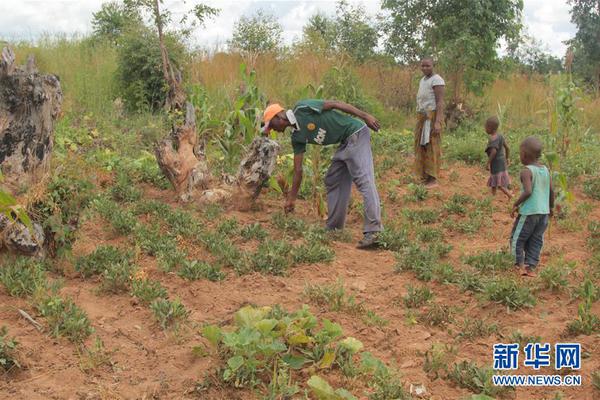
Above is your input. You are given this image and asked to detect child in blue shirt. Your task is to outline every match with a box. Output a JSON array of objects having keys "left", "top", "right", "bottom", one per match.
[{"left": 510, "top": 136, "right": 554, "bottom": 277}]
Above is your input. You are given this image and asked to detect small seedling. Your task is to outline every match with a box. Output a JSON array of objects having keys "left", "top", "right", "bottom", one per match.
[
  {"left": 292, "top": 242, "right": 335, "bottom": 264},
  {"left": 403, "top": 208, "right": 440, "bottom": 224},
  {"left": 151, "top": 298, "right": 189, "bottom": 329},
  {"left": 100, "top": 260, "right": 136, "bottom": 294},
  {"left": 251, "top": 240, "right": 293, "bottom": 275},
  {"left": 304, "top": 280, "right": 365, "bottom": 315},
  {"left": 131, "top": 278, "right": 168, "bottom": 305},
  {"left": 419, "top": 303, "right": 454, "bottom": 327},
  {"left": 405, "top": 183, "right": 428, "bottom": 202},
  {"left": 456, "top": 318, "right": 498, "bottom": 341},
  {"left": 463, "top": 250, "right": 513, "bottom": 275},
  {"left": 378, "top": 225, "right": 410, "bottom": 251},
  {"left": 178, "top": 260, "right": 225, "bottom": 282},
  {"left": 240, "top": 223, "right": 268, "bottom": 241},
  {"left": 0, "top": 257, "right": 48, "bottom": 297},
  {"left": 78, "top": 336, "right": 113, "bottom": 372},
  {"left": 75, "top": 245, "right": 132, "bottom": 278},
  {"left": 539, "top": 262, "right": 572, "bottom": 292},
  {"left": 423, "top": 342, "right": 456, "bottom": 379},
  {"left": 0, "top": 326, "right": 20, "bottom": 372},
  {"left": 483, "top": 277, "right": 536, "bottom": 310},
  {"left": 402, "top": 285, "right": 434, "bottom": 308},
  {"left": 35, "top": 294, "right": 94, "bottom": 342}
]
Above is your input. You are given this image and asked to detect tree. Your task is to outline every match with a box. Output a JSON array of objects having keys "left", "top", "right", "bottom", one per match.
[
  {"left": 228, "top": 10, "right": 283, "bottom": 65},
  {"left": 381, "top": 0, "right": 523, "bottom": 98},
  {"left": 91, "top": 1, "right": 142, "bottom": 43},
  {"left": 299, "top": 1, "right": 379, "bottom": 63},
  {"left": 505, "top": 31, "right": 563, "bottom": 75},
  {"left": 567, "top": 0, "right": 600, "bottom": 91}
]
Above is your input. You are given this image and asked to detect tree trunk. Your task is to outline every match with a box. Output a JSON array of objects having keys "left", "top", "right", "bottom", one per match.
[{"left": 0, "top": 47, "right": 62, "bottom": 193}]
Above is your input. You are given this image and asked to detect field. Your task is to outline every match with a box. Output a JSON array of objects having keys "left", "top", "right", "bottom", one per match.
[{"left": 1, "top": 37, "right": 600, "bottom": 400}]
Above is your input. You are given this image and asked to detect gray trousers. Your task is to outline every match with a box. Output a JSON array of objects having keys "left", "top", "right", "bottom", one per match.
[{"left": 324, "top": 126, "right": 383, "bottom": 233}]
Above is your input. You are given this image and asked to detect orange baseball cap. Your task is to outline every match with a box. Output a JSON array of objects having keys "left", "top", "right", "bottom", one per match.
[{"left": 262, "top": 103, "right": 284, "bottom": 134}]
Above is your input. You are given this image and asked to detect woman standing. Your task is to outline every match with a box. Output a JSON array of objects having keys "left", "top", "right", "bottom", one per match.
[{"left": 415, "top": 58, "right": 445, "bottom": 188}]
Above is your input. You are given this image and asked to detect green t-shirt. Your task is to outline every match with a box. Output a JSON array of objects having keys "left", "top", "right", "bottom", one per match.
[{"left": 290, "top": 99, "right": 366, "bottom": 154}]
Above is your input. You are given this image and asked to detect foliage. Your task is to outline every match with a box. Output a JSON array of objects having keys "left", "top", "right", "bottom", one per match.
[
  {"left": 75, "top": 245, "right": 132, "bottom": 278},
  {"left": 483, "top": 277, "right": 536, "bottom": 310},
  {"left": 448, "top": 360, "right": 513, "bottom": 396},
  {"left": 567, "top": 0, "right": 600, "bottom": 90},
  {"left": 463, "top": 250, "right": 513, "bottom": 274},
  {"left": 567, "top": 278, "right": 600, "bottom": 335},
  {"left": 377, "top": 225, "right": 410, "bottom": 251},
  {"left": 304, "top": 281, "right": 365, "bottom": 315},
  {"left": 402, "top": 285, "right": 434, "bottom": 308},
  {"left": 110, "top": 172, "right": 142, "bottom": 203},
  {"left": 456, "top": 318, "right": 498, "bottom": 341},
  {"left": 251, "top": 240, "right": 293, "bottom": 275},
  {"left": 35, "top": 294, "right": 94, "bottom": 343},
  {"left": 539, "top": 262, "right": 572, "bottom": 292},
  {"left": 150, "top": 298, "right": 189, "bottom": 329},
  {"left": 91, "top": 1, "right": 142, "bottom": 44},
  {"left": 381, "top": 0, "right": 523, "bottom": 96},
  {"left": 178, "top": 260, "right": 225, "bottom": 282},
  {"left": 405, "top": 183, "right": 428, "bottom": 202},
  {"left": 0, "top": 189, "right": 32, "bottom": 231},
  {"left": 0, "top": 257, "right": 48, "bottom": 297},
  {"left": 99, "top": 259, "right": 136, "bottom": 294},
  {"left": 228, "top": 10, "right": 282, "bottom": 58},
  {"left": 240, "top": 223, "right": 268, "bottom": 241},
  {"left": 583, "top": 176, "right": 600, "bottom": 200},
  {"left": 419, "top": 303, "right": 454, "bottom": 327},
  {"left": 131, "top": 278, "right": 168, "bottom": 305},
  {"left": 0, "top": 327, "right": 20, "bottom": 372},
  {"left": 292, "top": 242, "right": 335, "bottom": 264}
]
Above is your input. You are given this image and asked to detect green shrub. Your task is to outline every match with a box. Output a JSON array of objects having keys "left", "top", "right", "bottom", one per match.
[
  {"left": 252, "top": 240, "right": 293, "bottom": 275},
  {"left": 583, "top": 176, "right": 600, "bottom": 200},
  {"left": 150, "top": 298, "right": 189, "bottom": 329},
  {"left": 75, "top": 245, "right": 132, "bottom": 278},
  {"left": 402, "top": 285, "right": 434, "bottom": 308},
  {"left": 178, "top": 260, "right": 225, "bottom": 282},
  {"left": 483, "top": 278, "right": 536, "bottom": 310},
  {"left": 240, "top": 223, "right": 268, "bottom": 241},
  {"left": 100, "top": 261, "right": 136, "bottom": 294},
  {"left": 463, "top": 250, "right": 513, "bottom": 274},
  {"left": 292, "top": 242, "right": 335, "bottom": 264},
  {"left": 131, "top": 278, "right": 168, "bottom": 305},
  {"left": 35, "top": 295, "right": 94, "bottom": 342},
  {"left": 0, "top": 257, "right": 48, "bottom": 297},
  {"left": 0, "top": 327, "right": 20, "bottom": 372}
]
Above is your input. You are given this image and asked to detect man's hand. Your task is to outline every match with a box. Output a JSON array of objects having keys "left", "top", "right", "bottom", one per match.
[
  {"left": 284, "top": 198, "right": 295, "bottom": 214},
  {"left": 510, "top": 204, "right": 519, "bottom": 218},
  {"left": 363, "top": 114, "right": 380, "bottom": 132},
  {"left": 433, "top": 121, "right": 442, "bottom": 136}
]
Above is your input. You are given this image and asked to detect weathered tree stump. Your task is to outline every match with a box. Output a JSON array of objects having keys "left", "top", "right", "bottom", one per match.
[
  {"left": 237, "top": 136, "right": 280, "bottom": 199},
  {"left": 0, "top": 47, "right": 63, "bottom": 192}
]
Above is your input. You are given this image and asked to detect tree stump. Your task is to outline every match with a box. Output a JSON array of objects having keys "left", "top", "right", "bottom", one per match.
[
  {"left": 237, "top": 136, "right": 280, "bottom": 199},
  {"left": 0, "top": 47, "right": 63, "bottom": 192}
]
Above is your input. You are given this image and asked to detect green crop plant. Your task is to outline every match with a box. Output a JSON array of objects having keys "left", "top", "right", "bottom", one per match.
[
  {"left": 292, "top": 242, "right": 335, "bottom": 264},
  {"left": 377, "top": 225, "right": 410, "bottom": 251},
  {"left": 539, "top": 261, "right": 572, "bottom": 292},
  {"left": 423, "top": 342, "right": 457, "bottom": 379},
  {"left": 583, "top": 176, "right": 600, "bottom": 200},
  {"left": 178, "top": 260, "right": 225, "bottom": 282},
  {"left": 251, "top": 240, "right": 293, "bottom": 275},
  {"left": 405, "top": 183, "right": 428, "bottom": 202},
  {"left": 394, "top": 243, "right": 442, "bottom": 281},
  {"left": 240, "top": 222, "right": 268, "bottom": 241},
  {"left": 419, "top": 303, "right": 454, "bottom": 328},
  {"left": 444, "top": 193, "right": 473, "bottom": 215},
  {"left": 150, "top": 298, "right": 189, "bottom": 330},
  {"left": 110, "top": 171, "right": 142, "bottom": 203},
  {"left": 456, "top": 318, "right": 499, "bottom": 341},
  {"left": 457, "top": 272, "right": 487, "bottom": 293},
  {"left": 402, "top": 285, "right": 434, "bottom": 308},
  {"left": 432, "top": 263, "right": 458, "bottom": 284},
  {"left": 567, "top": 278, "right": 600, "bottom": 335},
  {"left": 93, "top": 197, "right": 138, "bottom": 235},
  {"left": 271, "top": 212, "right": 308, "bottom": 237},
  {"left": 360, "top": 352, "right": 410, "bottom": 400},
  {"left": 507, "top": 330, "right": 542, "bottom": 348},
  {"left": 99, "top": 260, "right": 136, "bottom": 294},
  {"left": 416, "top": 226, "right": 443, "bottom": 242},
  {"left": 447, "top": 360, "right": 513, "bottom": 397},
  {"left": 403, "top": 208, "right": 440, "bottom": 224},
  {"left": 0, "top": 327, "right": 20, "bottom": 372},
  {"left": 131, "top": 278, "right": 168, "bottom": 305},
  {"left": 75, "top": 245, "right": 132, "bottom": 278},
  {"left": 0, "top": 257, "right": 48, "bottom": 297},
  {"left": 35, "top": 294, "right": 94, "bottom": 343},
  {"left": 216, "top": 218, "right": 240, "bottom": 236},
  {"left": 463, "top": 250, "right": 513, "bottom": 275},
  {"left": 483, "top": 277, "right": 537, "bottom": 310},
  {"left": 304, "top": 281, "right": 365, "bottom": 315}
]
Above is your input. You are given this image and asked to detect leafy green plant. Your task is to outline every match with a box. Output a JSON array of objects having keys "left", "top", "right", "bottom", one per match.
[
  {"left": 377, "top": 225, "right": 409, "bottom": 251},
  {"left": 292, "top": 242, "right": 335, "bottom": 264},
  {"left": 403, "top": 208, "right": 440, "bottom": 224},
  {"left": 360, "top": 352, "right": 410, "bottom": 400},
  {"left": 78, "top": 336, "right": 113, "bottom": 372},
  {"left": 583, "top": 176, "right": 600, "bottom": 200},
  {"left": 35, "top": 295, "right": 94, "bottom": 342},
  {"left": 432, "top": 263, "right": 458, "bottom": 284},
  {"left": 240, "top": 223, "right": 268, "bottom": 241},
  {"left": 457, "top": 272, "right": 486, "bottom": 293},
  {"left": 0, "top": 257, "right": 48, "bottom": 297},
  {"left": 405, "top": 183, "right": 428, "bottom": 202},
  {"left": 423, "top": 342, "right": 456, "bottom": 379},
  {"left": 304, "top": 281, "right": 365, "bottom": 315},
  {"left": 507, "top": 330, "right": 542, "bottom": 348},
  {"left": 419, "top": 303, "right": 454, "bottom": 327},
  {"left": 402, "top": 285, "right": 434, "bottom": 308},
  {"left": 567, "top": 278, "right": 600, "bottom": 335},
  {"left": 463, "top": 250, "right": 513, "bottom": 275},
  {"left": 251, "top": 240, "right": 293, "bottom": 275},
  {"left": 216, "top": 218, "right": 240, "bottom": 236},
  {"left": 456, "top": 318, "right": 498, "bottom": 341},
  {"left": 178, "top": 260, "right": 225, "bottom": 282},
  {"left": 150, "top": 298, "right": 189, "bottom": 330},
  {"left": 75, "top": 245, "right": 132, "bottom": 278},
  {"left": 131, "top": 278, "right": 168, "bottom": 305},
  {"left": 447, "top": 361, "right": 513, "bottom": 397},
  {"left": 0, "top": 326, "right": 20, "bottom": 372},
  {"left": 539, "top": 262, "right": 572, "bottom": 292},
  {"left": 417, "top": 227, "right": 443, "bottom": 242},
  {"left": 307, "top": 375, "right": 356, "bottom": 400},
  {"left": 93, "top": 197, "right": 138, "bottom": 235},
  {"left": 394, "top": 243, "right": 443, "bottom": 281},
  {"left": 483, "top": 278, "right": 537, "bottom": 310},
  {"left": 271, "top": 212, "right": 308, "bottom": 237},
  {"left": 444, "top": 194, "right": 473, "bottom": 215},
  {"left": 110, "top": 171, "right": 142, "bottom": 203},
  {"left": 99, "top": 260, "right": 136, "bottom": 294}
]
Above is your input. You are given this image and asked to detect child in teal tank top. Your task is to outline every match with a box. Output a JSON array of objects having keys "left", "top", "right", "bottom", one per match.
[{"left": 510, "top": 136, "right": 555, "bottom": 277}]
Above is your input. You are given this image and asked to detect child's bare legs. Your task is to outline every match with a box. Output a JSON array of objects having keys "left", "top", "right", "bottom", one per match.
[{"left": 499, "top": 186, "right": 513, "bottom": 199}]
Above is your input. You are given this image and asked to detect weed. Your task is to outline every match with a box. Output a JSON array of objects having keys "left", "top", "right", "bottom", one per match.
[
  {"left": 271, "top": 212, "right": 307, "bottom": 237},
  {"left": 178, "top": 260, "right": 225, "bottom": 282},
  {"left": 419, "top": 303, "right": 454, "bottom": 327},
  {"left": 0, "top": 326, "right": 20, "bottom": 372},
  {"left": 75, "top": 245, "right": 132, "bottom": 278},
  {"left": 240, "top": 223, "right": 268, "bottom": 241},
  {"left": 304, "top": 280, "right": 365, "bottom": 314},
  {"left": 157, "top": 250, "right": 187, "bottom": 272},
  {"left": 99, "top": 261, "right": 136, "bottom": 294},
  {"left": 539, "top": 262, "right": 572, "bottom": 292},
  {"left": 378, "top": 225, "right": 410, "bottom": 251},
  {"left": 583, "top": 176, "right": 600, "bottom": 200},
  {"left": 93, "top": 197, "right": 138, "bottom": 235},
  {"left": 134, "top": 223, "right": 179, "bottom": 257},
  {"left": 0, "top": 257, "right": 48, "bottom": 297},
  {"left": 403, "top": 285, "right": 434, "bottom": 308},
  {"left": 574, "top": 277, "right": 600, "bottom": 302},
  {"left": 423, "top": 343, "right": 456, "bottom": 379},
  {"left": 483, "top": 277, "right": 536, "bottom": 310},
  {"left": 445, "top": 214, "right": 483, "bottom": 234},
  {"left": 394, "top": 243, "right": 440, "bottom": 281},
  {"left": 363, "top": 310, "right": 389, "bottom": 328},
  {"left": 416, "top": 227, "right": 443, "bottom": 242},
  {"left": 110, "top": 172, "right": 142, "bottom": 203},
  {"left": 78, "top": 336, "right": 113, "bottom": 372},
  {"left": 444, "top": 194, "right": 473, "bottom": 215},
  {"left": 35, "top": 294, "right": 94, "bottom": 342},
  {"left": 203, "top": 203, "right": 223, "bottom": 220},
  {"left": 567, "top": 279, "right": 600, "bottom": 335},
  {"left": 252, "top": 240, "right": 293, "bottom": 275},
  {"left": 457, "top": 272, "right": 486, "bottom": 293},
  {"left": 131, "top": 278, "right": 168, "bottom": 305},
  {"left": 150, "top": 298, "right": 189, "bottom": 329},
  {"left": 292, "top": 242, "right": 335, "bottom": 264},
  {"left": 456, "top": 318, "right": 498, "bottom": 340},
  {"left": 464, "top": 250, "right": 513, "bottom": 275},
  {"left": 405, "top": 183, "right": 428, "bottom": 202},
  {"left": 588, "top": 221, "right": 600, "bottom": 252},
  {"left": 403, "top": 208, "right": 440, "bottom": 224},
  {"left": 163, "top": 209, "right": 202, "bottom": 237},
  {"left": 216, "top": 218, "right": 239, "bottom": 236},
  {"left": 432, "top": 263, "right": 458, "bottom": 284},
  {"left": 361, "top": 353, "right": 410, "bottom": 400},
  {"left": 507, "top": 330, "right": 542, "bottom": 348},
  {"left": 133, "top": 199, "right": 170, "bottom": 216},
  {"left": 447, "top": 360, "right": 513, "bottom": 396}
]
